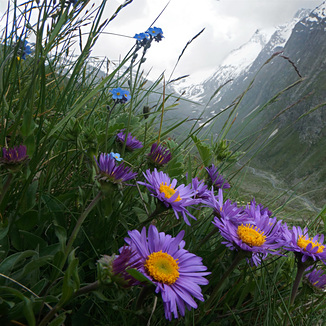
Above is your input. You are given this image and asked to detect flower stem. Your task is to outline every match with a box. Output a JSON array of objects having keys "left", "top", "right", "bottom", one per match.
[
  {"left": 205, "top": 251, "right": 245, "bottom": 311},
  {"left": 73, "top": 281, "right": 99, "bottom": 298},
  {"left": 290, "top": 260, "right": 307, "bottom": 306},
  {"left": 157, "top": 76, "right": 165, "bottom": 144},
  {"left": 39, "top": 304, "right": 60, "bottom": 326},
  {"left": 65, "top": 192, "right": 103, "bottom": 258},
  {"left": 0, "top": 172, "right": 13, "bottom": 206},
  {"left": 105, "top": 102, "right": 117, "bottom": 152},
  {"left": 139, "top": 203, "right": 168, "bottom": 228},
  {"left": 136, "top": 286, "right": 153, "bottom": 310},
  {"left": 39, "top": 281, "right": 100, "bottom": 326},
  {"left": 195, "top": 227, "right": 219, "bottom": 251}
]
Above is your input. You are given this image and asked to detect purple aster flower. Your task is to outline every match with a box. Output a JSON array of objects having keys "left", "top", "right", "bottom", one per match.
[
  {"left": 0, "top": 145, "right": 29, "bottom": 171},
  {"left": 205, "top": 164, "right": 230, "bottom": 190},
  {"left": 137, "top": 169, "right": 199, "bottom": 225},
  {"left": 204, "top": 188, "right": 244, "bottom": 222},
  {"left": 94, "top": 153, "right": 137, "bottom": 184},
  {"left": 191, "top": 177, "right": 211, "bottom": 201},
  {"left": 124, "top": 225, "right": 210, "bottom": 320},
  {"left": 116, "top": 130, "right": 143, "bottom": 151},
  {"left": 146, "top": 27, "right": 164, "bottom": 42},
  {"left": 283, "top": 226, "right": 326, "bottom": 264},
  {"left": 109, "top": 87, "right": 131, "bottom": 103},
  {"left": 305, "top": 267, "right": 326, "bottom": 290},
  {"left": 147, "top": 142, "right": 171, "bottom": 167},
  {"left": 213, "top": 202, "right": 284, "bottom": 266},
  {"left": 97, "top": 246, "right": 142, "bottom": 287},
  {"left": 246, "top": 198, "right": 273, "bottom": 217},
  {"left": 109, "top": 152, "right": 123, "bottom": 161}
]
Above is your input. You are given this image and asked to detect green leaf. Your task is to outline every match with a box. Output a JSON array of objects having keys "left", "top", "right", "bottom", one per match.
[
  {"left": 54, "top": 224, "right": 67, "bottom": 251},
  {"left": 0, "top": 250, "right": 37, "bottom": 274},
  {"left": 47, "top": 312, "right": 66, "bottom": 326},
  {"left": 19, "top": 180, "right": 38, "bottom": 214},
  {"left": 126, "top": 268, "right": 154, "bottom": 286},
  {"left": 0, "top": 223, "right": 9, "bottom": 241},
  {"left": 16, "top": 211, "right": 38, "bottom": 232},
  {"left": 19, "top": 230, "right": 47, "bottom": 250},
  {"left": 11, "top": 255, "right": 52, "bottom": 281},
  {"left": 59, "top": 251, "right": 79, "bottom": 306},
  {"left": 22, "top": 296, "right": 36, "bottom": 326},
  {"left": 49, "top": 251, "right": 65, "bottom": 281},
  {"left": 191, "top": 135, "right": 212, "bottom": 166},
  {"left": 133, "top": 207, "right": 148, "bottom": 223}
]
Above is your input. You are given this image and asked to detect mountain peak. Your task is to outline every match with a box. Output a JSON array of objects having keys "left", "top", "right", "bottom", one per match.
[{"left": 305, "top": 1, "right": 326, "bottom": 22}]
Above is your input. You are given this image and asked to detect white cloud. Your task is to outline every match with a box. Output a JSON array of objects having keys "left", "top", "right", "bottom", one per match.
[{"left": 1, "top": 0, "right": 322, "bottom": 84}]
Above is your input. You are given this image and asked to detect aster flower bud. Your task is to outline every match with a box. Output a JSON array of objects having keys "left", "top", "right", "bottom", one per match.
[
  {"left": 116, "top": 130, "right": 143, "bottom": 151},
  {"left": 94, "top": 153, "right": 137, "bottom": 193},
  {"left": 305, "top": 267, "right": 326, "bottom": 290},
  {"left": 0, "top": 145, "right": 29, "bottom": 172},
  {"left": 97, "top": 246, "right": 142, "bottom": 287},
  {"left": 147, "top": 143, "right": 171, "bottom": 167},
  {"left": 205, "top": 164, "right": 230, "bottom": 190},
  {"left": 143, "top": 105, "right": 150, "bottom": 119}
]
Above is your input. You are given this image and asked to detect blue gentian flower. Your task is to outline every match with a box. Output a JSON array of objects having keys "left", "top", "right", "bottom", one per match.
[
  {"left": 134, "top": 32, "right": 149, "bottom": 42},
  {"left": 146, "top": 27, "right": 164, "bottom": 42},
  {"left": 109, "top": 152, "right": 123, "bottom": 161},
  {"left": 109, "top": 87, "right": 131, "bottom": 103}
]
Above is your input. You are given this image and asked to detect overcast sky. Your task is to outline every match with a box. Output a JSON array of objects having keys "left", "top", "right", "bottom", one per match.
[
  {"left": 0, "top": 0, "right": 323, "bottom": 84},
  {"left": 92, "top": 0, "right": 322, "bottom": 84}
]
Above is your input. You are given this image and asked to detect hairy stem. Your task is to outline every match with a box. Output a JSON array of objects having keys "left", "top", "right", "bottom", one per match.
[{"left": 290, "top": 259, "right": 307, "bottom": 306}]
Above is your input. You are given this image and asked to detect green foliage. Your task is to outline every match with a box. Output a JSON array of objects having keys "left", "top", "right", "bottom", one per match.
[{"left": 0, "top": 1, "right": 325, "bottom": 325}]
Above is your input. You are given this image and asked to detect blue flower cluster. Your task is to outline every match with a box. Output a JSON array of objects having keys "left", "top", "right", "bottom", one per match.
[
  {"left": 133, "top": 27, "right": 164, "bottom": 46},
  {"left": 109, "top": 87, "right": 131, "bottom": 104}
]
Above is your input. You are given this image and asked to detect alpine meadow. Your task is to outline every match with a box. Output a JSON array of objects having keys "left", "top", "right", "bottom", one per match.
[{"left": 0, "top": 1, "right": 326, "bottom": 325}]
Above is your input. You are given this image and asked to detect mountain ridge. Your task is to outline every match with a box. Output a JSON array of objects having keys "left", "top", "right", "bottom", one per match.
[{"left": 169, "top": 3, "right": 326, "bottom": 206}]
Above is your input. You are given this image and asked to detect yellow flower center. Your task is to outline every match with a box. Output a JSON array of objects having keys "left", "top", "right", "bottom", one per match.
[
  {"left": 159, "top": 182, "right": 181, "bottom": 202},
  {"left": 145, "top": 251, "right": 179, "bottom": 284},
  {"left": 237, "top": 224, "right": 266, "bottom": 247},
  {"left": 117, "top": 92, "right": 121, "bottom": 96},
  {"left": 297, "top": 235, "right": 324, "bottom": 253}
]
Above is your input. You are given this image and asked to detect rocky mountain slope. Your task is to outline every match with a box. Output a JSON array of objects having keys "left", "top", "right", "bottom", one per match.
[{"left": 170, "top": 4, "right": 326, "bottom": 206}]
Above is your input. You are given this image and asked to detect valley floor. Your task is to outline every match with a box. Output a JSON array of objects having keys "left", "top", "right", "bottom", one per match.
[{"left": 229, "top": 163, "right": 323, "bottom": 223}]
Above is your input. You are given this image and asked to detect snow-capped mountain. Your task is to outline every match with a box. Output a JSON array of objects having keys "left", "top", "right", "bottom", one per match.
[
  {"left": 166, "top": 2, "right": 326, "bottom": 206},
  {"left": 173, "top": 29, "right": 272, "bottom": 102},
  {"left": 173, "top": 8, "right": 311, "bottom": 103}
]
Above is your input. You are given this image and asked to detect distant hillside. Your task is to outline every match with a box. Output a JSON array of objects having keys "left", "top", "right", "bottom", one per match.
[{"left": 168, "top": 4, "right": 326, "bottom": 206}]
